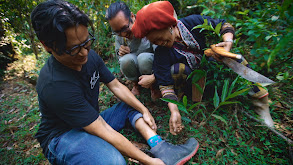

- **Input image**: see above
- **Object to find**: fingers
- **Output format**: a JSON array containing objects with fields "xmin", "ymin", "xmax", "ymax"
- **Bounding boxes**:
[
  {"xmin": 215, "ymin": 42, "xmax": 226, "ymax": 47},
  {"xmin": 118, "ymin": 46, "xmax": 131, "ymax": 56},
  {"xmin": 169, "ymin": 124, "xmax": 177, "ymax": 135},
  {"xmin": 212, "ymin": 54, "xmax": 223, "ymax": 62},
  {"xmin": 215, "ymin": 42, "xmax": 232, "ymax": 51},
  {"xmin": 143, "ymin": 113, "xmax": 157, "ymax": 130},
  {"xmin": 138, "ymin": 76, "xmax": 143, "ymax": 81},
  {"xmin": 137, "ymin": 75, "xmax": 153, "ymax": 88},
  {"xmin": 169, "ymin": 119, "xmax": 184, "ymax": 135}
]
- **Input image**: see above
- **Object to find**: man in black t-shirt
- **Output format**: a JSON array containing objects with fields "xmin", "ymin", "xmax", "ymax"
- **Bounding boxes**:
[{"xmin": 31, "ymin": 1, "xmax": 199, "ymax": 164}]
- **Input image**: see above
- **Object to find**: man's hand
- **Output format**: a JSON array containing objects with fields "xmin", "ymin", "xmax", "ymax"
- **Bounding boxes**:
[
  {"xmin": 168, "ymin": 102, "xmax": 184, "ymax": 135},
  {"xmin": 215, "ymin": 41, "xmax": 232, "ymax": 52},
  {"xmin": 148, "ymin": 158, "xmax": 165, "ymax": 165},
  {"xmin": 143, "ymin": 111, "xmax": 157, "ymax": 131},
  {"xmin": 138, "ymin": 74, "xmax": 155, "ymax": 89},
  {"xmin": 211, "ymin": 41, "xmax": 232, "ymax": 62},
  {"xmin": 118, "ymin": 45, "xmax": 130, "ymax": 56}
]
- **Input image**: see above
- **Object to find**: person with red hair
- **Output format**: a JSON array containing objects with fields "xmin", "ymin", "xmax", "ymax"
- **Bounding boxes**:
[{"xmin": 132, "ymin": 1, "xmax": 274, "ymax": 135}]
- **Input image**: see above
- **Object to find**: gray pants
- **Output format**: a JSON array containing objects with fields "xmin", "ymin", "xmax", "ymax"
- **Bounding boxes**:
[{"xmin": 118, "ymin": 52, "xmax": 154, "ymax": 81}]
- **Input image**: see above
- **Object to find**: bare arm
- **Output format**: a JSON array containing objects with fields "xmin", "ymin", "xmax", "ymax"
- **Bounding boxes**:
[
  {"xmin": 83, "ymin": 116, "xmax": 164, "ymax": 165},
  {"xmin": 106, "ymin": 78, "xmax": 157, "ymax": 130},
  {"xmin": 167, "ymin": 102, "xmax": 184, "ymax": 135}
]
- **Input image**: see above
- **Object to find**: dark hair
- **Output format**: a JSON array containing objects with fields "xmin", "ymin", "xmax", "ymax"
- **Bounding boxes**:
[
  {"xmin": 105, "ymin": 1, "xmax": 131, "ymax": 22},
  {"xmin": 31, "ymin": 0, "xmax": 93, "ymax": 55}
]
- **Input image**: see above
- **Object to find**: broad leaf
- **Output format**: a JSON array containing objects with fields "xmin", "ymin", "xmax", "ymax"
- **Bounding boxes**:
[
  {"xmin": 228, "ymin": 76, "xmax": 239, "ymax": 96},
  {"xmin": 181, "ymin": 116, "xmax": 191, "ymax": 123},
  {"xmin": 214, "ymin": 23, "xmax": 222, "ymax": 36},
  {"xmin": 188, "ymin": 102, "xmax": 201, "ymax": 111},
  {"xmin": 221, "ymin": 80, "xmax": 229, "ymax": 102},
  {"xmin": 213, "ymin": 87, "xmax": 219, "ymax": 108},
  {"xmin": 177, "ymin": 105, "xmax": 189, "ymax": 115},
  {"xmin": 161, "ymin": 98, "xmax": 189, "ymax": 115},
  {"xmin": 183, "ymin": 95, "xmax": 187, "ymax": 108},
  {"xmin": 193, "ymin": 109, "xmax": 203, "ymax": 117},
  {"xmin": 267, "ymin": 29, "xmax": 293, "ymax": 69},
  {"xmin": 219, "ymin": 101, "xmax": 239, "ymax": 107},
  {"xmin": 187, "ymin": 70, "xmax": 206, "ymax": 81},
  {"xmin": 225, "ymin": 88, "xmax": 249, "ymax": 101},
  {"xmin": 160, "ymin": 98, "xmax": 183, "ymax": 107},
  {"xmin": 194, "ymin": 83, "xmax": 204, "ymax": 94},
  {"xmin": 212, "ymin": 114, "xmax": 228, "ymax": 126}
]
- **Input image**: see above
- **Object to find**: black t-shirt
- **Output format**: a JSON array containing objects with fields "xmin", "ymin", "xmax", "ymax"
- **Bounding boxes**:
[{"xmin": 35, "ymin": 50, "xmax": 115, "ymax": 156}]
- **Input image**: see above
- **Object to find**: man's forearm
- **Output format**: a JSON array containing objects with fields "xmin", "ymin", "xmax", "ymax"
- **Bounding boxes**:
[
  {"xmin": 222, "ymin": 32, "xmax": 234, "ymax": 42},
  {"xmin": 107, "ymin": 79, "xmax": 149, "ymax": 114},
  {"xmin": 84, "ymin": 116, "xmax": 152, "ymax": 164}
]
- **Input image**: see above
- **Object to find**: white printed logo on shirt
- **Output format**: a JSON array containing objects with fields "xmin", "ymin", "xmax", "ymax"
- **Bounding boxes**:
[{"xmin": 90, "ymin": 71, "xmax": 99, "ymax": 89}]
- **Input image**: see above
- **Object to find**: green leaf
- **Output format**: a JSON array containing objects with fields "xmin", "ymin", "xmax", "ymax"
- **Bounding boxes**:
[
  {"xmin": 214, "ymin": 23, "xmax": 222, "ymax": 36},
  {"xmin": 219, "ymin": 101, "xmax": 239, "ymax": 107},
  {"xmin": 160, "ymin": 98, "xmax": 184, "ymax": 107},
  {"xmin": 178, "ymin": 105, "xmax": 189, "ymax": 115},
  {"xmin": 221, "ymin": 80, "xmax": 229, "ymax": 102},
  {"xmin": 267, "ymin": 29, "xmax": 293, "ymax": 69},
  {"xmin": 191, "ymin": 18, "xmax": 214, "ymax": 32},
  {"xmin": 192, "ymin": 24, "xmax": 205, "ymax": 31},
  {"xmin": 188, "ymin": 70, "xmax": 206, "ymax": 83},
  {"xmin": 161, "ymin": 98, "xmax": 189, "ymax": 115},
  {"xmin": 183, "ymin": 95, "xmax": 187, "ymax": 108},
  {"xmin": 248, "ymin": 30, "xmax": 255, "ymax": 35},
  {"xmin": 213, "ymin": 87, "xmax": 220, "ymax": 108},
  {"xmin": 236, "ymin": 9, "xmax": 249, "ymax": 15},
  {"xmin": 265, "ymin": 35, "xmax": 272, "ymax": 41},
  {"xmin": 225, "ymin": 88, "xmax": 250, "ymax": 101},
  {"xmin": 194, "ymin": 83, "xmax": 204, "ymax": 94},
  {"xmin": 188, "ymin": 102, "xmax": 201, "ymax": 111},
  {"xmin": 212, "ymin": 114, "xmax": 228, "ymax": 126},
  {"xmin": 181, "ymin": 116, "xmax": 191, "ymax": 123},
  {"xmin": 200, "ymin": 54, "xmax": 208, "ymax": 67},
  {"xmin": 192, "ymin": 109, "xmax": 203, "ymax": 118},
  {"xmin": 228, "ymin": 76, "xmax": 239, "ymax": 96}
]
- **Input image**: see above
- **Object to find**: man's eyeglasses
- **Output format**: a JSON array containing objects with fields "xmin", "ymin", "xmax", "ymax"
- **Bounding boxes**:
[
  {"xmin": 112, "ymin": 18, "xmax": 131, "ymax": 36},
  {"xmin": 65, "ymin": 32, "xmax": 95, "ymax": 56}
]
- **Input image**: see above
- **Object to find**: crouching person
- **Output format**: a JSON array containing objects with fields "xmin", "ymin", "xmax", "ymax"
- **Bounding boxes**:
[{"xmin": 31, "ymin": 0, "xmax": 199, "ymax": 164}]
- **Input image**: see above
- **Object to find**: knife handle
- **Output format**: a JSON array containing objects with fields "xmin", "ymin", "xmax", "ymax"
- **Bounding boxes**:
[
  {"xmin": 210, "ymin": 45, "xmax": 242, "ymax": 59},
  {"xmin": 204, "ymin": 49, "xmax": 215, "ymax": 57}
]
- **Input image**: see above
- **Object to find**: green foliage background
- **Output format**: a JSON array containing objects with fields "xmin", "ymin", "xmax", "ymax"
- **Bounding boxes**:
[{"xmin": 0, "ymin": 0, "xmax": 292, "ymax": 164}]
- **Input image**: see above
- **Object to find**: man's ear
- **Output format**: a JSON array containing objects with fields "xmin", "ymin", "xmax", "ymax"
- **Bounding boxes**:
[{"xmin": 40, "ymin": 41, "xmax": 52, "ymax": 54}]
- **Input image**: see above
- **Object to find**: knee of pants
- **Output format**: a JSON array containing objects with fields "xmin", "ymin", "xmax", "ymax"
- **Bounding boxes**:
[
  {"xmin": 137, "ymin": 52, "xmax": 154, "ymax": 74},
  {"xmin": 119, "ymin": 54, "xmax": 139, "ymax": 80},
  {"xmin": 119, "ymin": 54, "xmax": 138, "ymax": 71}
]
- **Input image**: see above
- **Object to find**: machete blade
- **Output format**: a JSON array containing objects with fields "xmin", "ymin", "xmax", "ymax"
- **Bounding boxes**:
[{"xmin": 222, "ymin": 57, "xmax": 275, "ymax": 84}]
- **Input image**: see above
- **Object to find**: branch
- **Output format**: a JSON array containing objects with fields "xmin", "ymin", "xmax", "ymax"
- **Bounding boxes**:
[{"xmin": 239, "ymin": 107, "xmax": 293, "ymax": 145}]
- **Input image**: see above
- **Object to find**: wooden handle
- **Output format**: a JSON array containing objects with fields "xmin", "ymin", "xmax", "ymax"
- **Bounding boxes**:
[
  {"xmin": 204, "ymin": 49, "xmax": 215, "ymax": 57},
  {"xmin": 210, "ymin": 44, "xmax": 242, "ymax": 59}
]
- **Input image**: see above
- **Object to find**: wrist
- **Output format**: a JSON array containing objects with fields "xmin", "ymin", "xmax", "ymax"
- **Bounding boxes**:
[
  {"xmin": 168, "ymin": 102, "xmax": 179, "ymax": 113},
  {"xmin": 140, "ymin": 156, "xmax": 153, "ymax": 165},
  {"xmin": 224, "ymin": 39, "xmax": 233, "ymax": 43}
]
